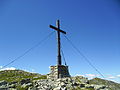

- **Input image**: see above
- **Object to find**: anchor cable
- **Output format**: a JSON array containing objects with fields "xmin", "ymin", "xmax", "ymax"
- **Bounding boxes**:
[
  {"xmin": 61, "ymin": 48, "xmax": 75, "ymax": 89},
  {"xmin": 61, "ymin": 48, "xmax": 67, "ymax": 66},
  {"xmin": 0, "ymin": 31, "xmax": 55, "ymax": 70},
  {"xmin": 64, "ymin": 35, "xmax": 105, "ymax": 79}
]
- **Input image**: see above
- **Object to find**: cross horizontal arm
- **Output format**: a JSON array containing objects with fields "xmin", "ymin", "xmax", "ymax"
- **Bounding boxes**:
[{"xmin": 49, "ymin": 25, "xmax": 66, "ymax": 34}]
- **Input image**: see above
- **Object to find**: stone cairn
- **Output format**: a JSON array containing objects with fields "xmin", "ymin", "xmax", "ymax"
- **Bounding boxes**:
[{"xmin": 47, "ymin": 65, "xmax": 70, "ymax": 79}]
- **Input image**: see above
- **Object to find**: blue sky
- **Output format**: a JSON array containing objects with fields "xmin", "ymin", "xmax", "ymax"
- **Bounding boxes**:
[{"xmin": 0, "ymin": 0, "xmax": 120, "ymax": 82}]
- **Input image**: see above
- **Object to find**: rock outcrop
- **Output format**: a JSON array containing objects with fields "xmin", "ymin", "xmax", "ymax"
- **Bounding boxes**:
[
  {"xmin": 31, "ymin": 76, "xmax": 108, "ymax": 90},
  {"xmin": 0, "ymin": 76, "xmax": 109, "ymax": 90},
  {"xmin": 0, "ymin": 70, "xmax": 119, "ymax": 90}
]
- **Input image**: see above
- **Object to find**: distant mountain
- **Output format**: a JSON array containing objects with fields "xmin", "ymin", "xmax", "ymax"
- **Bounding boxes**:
[
  {"xmin": 89, "ymin": 78, "xmax": 120, "ymax": 90},
  {"xmin": 0, "ymin": 70, "xmax": 119, "ymax": 90}
]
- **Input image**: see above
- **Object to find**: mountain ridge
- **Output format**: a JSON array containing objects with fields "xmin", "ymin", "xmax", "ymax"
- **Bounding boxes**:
[{"xmin": 0, "ymin": 70, "xmax": 119, "ymax": 90}]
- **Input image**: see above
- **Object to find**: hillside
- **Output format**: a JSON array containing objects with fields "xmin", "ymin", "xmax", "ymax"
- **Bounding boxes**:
[
  {"xmin": 0, "ymin": 70, "xmax": 46, "ymax": 89},
  {"xmin": 0, "ymin": 70, "xmax": 119, "ymax": 90},
  {"xmin": 0, "ymin": 70, "xmax": 47, "ymax": 82},
  {"xmin": 89, "ymin": 78, "xmax": 120, "ymax": 90}
]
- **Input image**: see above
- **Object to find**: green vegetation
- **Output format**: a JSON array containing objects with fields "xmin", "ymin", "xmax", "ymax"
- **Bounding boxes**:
[
  {"xmin": 32, "ymin": 75, "xmax": 47, "ymax": 80},
  {"xmin": 89, "ymin": 78, "xmax": 120, "ymax": 90},
  {"xmin": 74, "ymin": 76, "xmax": 82, "ymax": 83},
  {"xmin": 16, "ymin": 85, "xmax": 28, "ymax": 90},
  {"xmin": 0, "ymin": 70, "xmax": 47, "ymax": 82},
  {"xmin": 0, "ymin": 70, "xmax": 47, "ymax": 90},
  {"xmin": 70, "ymin": 87, "xmax": 94, "ymax": 90},
  {"xmin": 0, "ymin": 70, "xmax": 120, "ymax": 90}
]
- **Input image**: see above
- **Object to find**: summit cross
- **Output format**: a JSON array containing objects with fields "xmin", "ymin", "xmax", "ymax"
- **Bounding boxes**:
[
  {"xmin": 49, "ymin": 20, "xmax": 66, "ymax": 65},
  {"xmin": 48, "ymin": 20, "xmax": 70, "ymax": 79}
]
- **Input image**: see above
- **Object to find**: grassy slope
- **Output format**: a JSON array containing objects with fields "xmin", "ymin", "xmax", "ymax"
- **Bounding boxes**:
[
  {"xmin": 89, "ymin": 78, "xmax": 120, "ymax": 90},
  {"xmin": 0, "ymin": 70, "xmax": 120, "ymax": 90},
  {"xmin": 0, "ymin": 70, "xmax": 47, "ymax": 82}
]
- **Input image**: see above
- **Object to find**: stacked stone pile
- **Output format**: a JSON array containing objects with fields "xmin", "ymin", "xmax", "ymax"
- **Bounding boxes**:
[
  {"xmin": 31, "ymin": 76, "xmax": 108, "ymax": 90},
  {"xmin": 0, "ymin": 76, "xmax": 111, "ymax": 90}
]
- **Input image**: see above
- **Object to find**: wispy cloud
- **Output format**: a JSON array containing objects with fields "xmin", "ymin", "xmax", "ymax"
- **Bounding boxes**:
[
  {"xmin": 0, "ymin": 66, "xmax": 3, "ymax": 68},
  {"xmin": 85, "ymin": 74, "xmax": 99, "ymax": 79},
  {"xmin": 75, "ymin": 74, "xmax": 85, "ymax": 77},
  {"xmin": 0, "ymin": 66, "xmax": 16, "ymax": 71},
  {"xmin": 117, "ymin": 75, "xmax": 120, "ymax": 78},
  {"xmin": 106, "ymin": 74, "xmax": 120, "ymax": 79},
  {"xmin": 75, "ymin": 74, "xmax": 99, "ymax": 79},
  {"xmin": 107, "ymin": 76, "xmax": 116, "ymax": 79},
  {"xmin": 0, "ymin": 66, "xmax": 37, "ymax": 74},
  {"xmin": 86, "ymin": 74, "xmax": 96, "ymax": 77}
]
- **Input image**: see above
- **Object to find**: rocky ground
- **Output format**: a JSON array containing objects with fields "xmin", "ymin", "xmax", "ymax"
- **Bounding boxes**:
[
  {"xmin": 0, "ymin": 70, "xmax": 119, "ymax": 90},
  {"xmin": 31, "ymin": 76, "xmax": 109, "ymax": 90},
  {"xmin": 0, "ymin": 76, "xmax": 109, "ymax": 90}
]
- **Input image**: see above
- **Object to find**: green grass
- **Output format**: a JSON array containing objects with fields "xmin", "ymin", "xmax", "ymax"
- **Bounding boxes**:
[
  {"xmin": 0, "ymin": 70, "xmax": 47, "ymax": 82},
  {"xmin": 32, "ymin": 75, "xmax": 47, "ymax": 80},
  {"xmin": 89, "ymin": 78, "xmax": 120, "ymax": 90},
  {"xmin": 70, "ymin": 87, "xmax": 94, "ymax": 90},
  {"xmin": 16, "ymin": 85, "xmax": 28, "ymax": 90}
]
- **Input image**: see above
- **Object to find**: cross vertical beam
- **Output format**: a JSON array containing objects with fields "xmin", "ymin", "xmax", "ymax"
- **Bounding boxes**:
[
  {"xmin": 49, "ymin": 20, "xmax": 66, "ymax": 66},
  {"xmin": 56, "ymin": 20, "xmax": 61, "ymax": 65}
]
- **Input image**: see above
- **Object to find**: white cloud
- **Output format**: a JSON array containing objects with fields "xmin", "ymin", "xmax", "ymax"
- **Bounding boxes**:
[
  {"xmin": 105, "ymin": 75, "xmax": 120, "ymax": 83},
  {"xmin": 85, "ymin": 74, "xmax": 99, "ymax": 79},
  {"xmin": 107, "ymin": 76, "xmax": 116, "ymax": 79},
  {"xmin": 0, "ymin": 66, "xmax": 3, "ymax": 68},
  {"xmin": 0, "ymin": 67, "xmax": 16, "ymax": 71},
  {"xmin": 86, "ymin": 74, "xmax": 96, "ymax": 77},
  {"xmin": 86, "ymin": 74, "xmax": 95, "ymax": 77},
  {"xmin": 75, "ymin": 74, "xmax": 99, "ymax": 79},
  {"xmin": 75, "ymin": 74, "xmax": 85, "ymax": 77},
  {"xmin": 117, "ymin": 75, "xmax": 120, "ymax": 77}
]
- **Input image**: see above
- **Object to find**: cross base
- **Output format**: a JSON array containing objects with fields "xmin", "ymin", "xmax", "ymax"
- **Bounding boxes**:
[{"xmin": 47, "ymin": 65, "xmax": 70, "ymax": 79}]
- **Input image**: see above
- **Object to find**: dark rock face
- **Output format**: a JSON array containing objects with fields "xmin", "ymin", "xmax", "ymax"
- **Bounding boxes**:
[
  {"xmin": 20, "ymin": 78, "xmax": 31, "ymax": 85},
  {"xmin": 0, "ymin": 80, "xmax": 7, "ymax": 86}
]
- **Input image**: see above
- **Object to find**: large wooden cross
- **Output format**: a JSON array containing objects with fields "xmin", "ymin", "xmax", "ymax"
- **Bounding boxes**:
[{"xmin": 49, "ymin": 20, "xmax": 66, "ymax": 65}]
